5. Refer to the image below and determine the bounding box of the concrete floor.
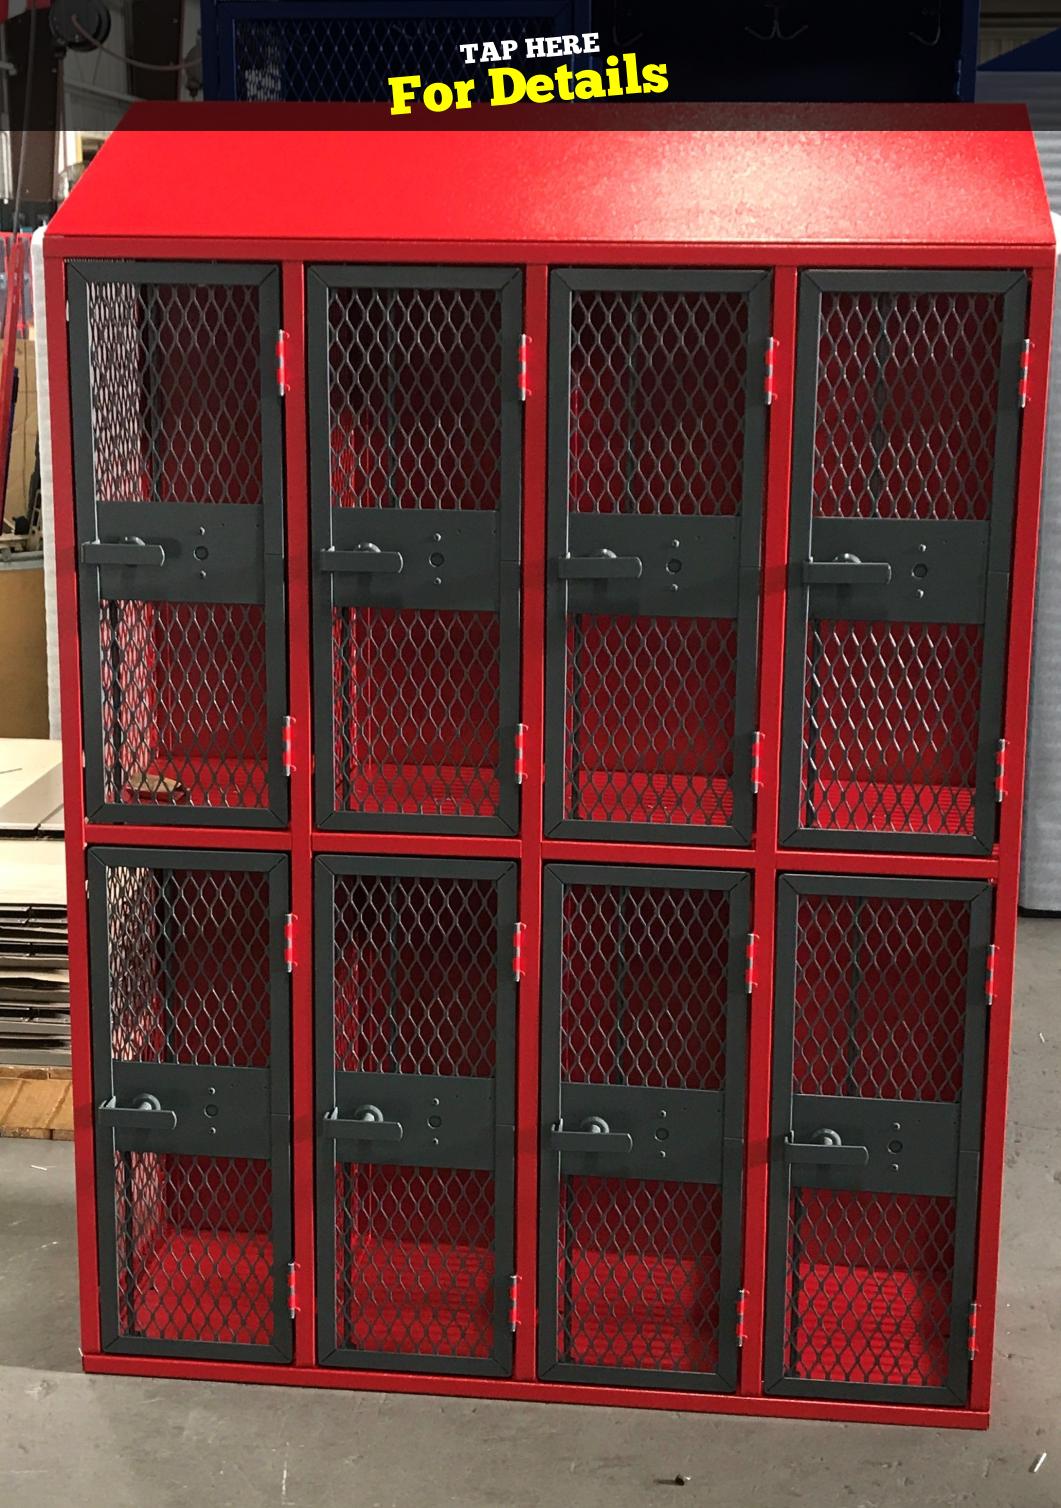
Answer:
[1,921,1058,1508]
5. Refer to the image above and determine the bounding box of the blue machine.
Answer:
[198,0,979,103]
[200,1,596,101]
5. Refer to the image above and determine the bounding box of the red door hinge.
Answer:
[985,945,997,1005]
[515,723,527,785]
[277,330,290,398]
[513,922,525,984]
[1018,339,1031,409]
[284,914,296,974]
[287,1261,300,1319]
[735,1288,747,1348]
[764,336,779,406]
[518,333,530,402]
[995,739,1006,803]
[750,730,764,794]
[745,934,758,994]
[282,714,295,776]
[967,1300,979,1359]
[508,1273,520,1332]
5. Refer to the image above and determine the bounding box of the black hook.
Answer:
[745,3,808,42]
[910,0,943,47]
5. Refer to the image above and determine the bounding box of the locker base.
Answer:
[783,1257,951,1392]
[117,1232,276,1349]
[335,762,500,820]
[336,1238,496,1360]
[116,755,271,813]
[802,778,974,838]
[566,770,735,828]
[80,1353,990,1429]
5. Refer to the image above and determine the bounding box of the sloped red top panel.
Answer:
[48,102,1053,252]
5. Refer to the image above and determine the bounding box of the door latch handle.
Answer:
[784,1128,869,1167]
[323,1105,404,1143]
[803,554,892,586]
[97,1094,178,1131]
[319,544,404,575]
[81,537,166,568]
[559,549,643,581]
[549,1115,634,1154]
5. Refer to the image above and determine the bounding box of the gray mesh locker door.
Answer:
[88,848,292,1362]
[545,269,770,846]
[316,856,517,1376]
[308,268,523,835]
[764,874,992,1405]
[779,270,1027,855]
[70,263,288,827]
[539,864,749,1391]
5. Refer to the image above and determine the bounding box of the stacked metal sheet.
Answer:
[0,901,68,1047]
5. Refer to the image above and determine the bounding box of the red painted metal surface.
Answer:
[739,266,799,1394]
[50,110,1050,1424]
[967,258,1055,1412]
[46,248,102,1358]
[282,259,318,1368]
[47,104,1053,255]
[81,1351,989,1429]
[514,266,548,1379]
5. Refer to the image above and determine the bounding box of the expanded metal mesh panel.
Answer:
[783,1189,956,1388]
[563,614,737,827]
[335,1163,496,1359]
[99,599,270,812]
[813,291,1005,522]
[327,284,502,511]
[567,287,749,516]
[332,871,497,1077]
[331,607,500,819]
[234,14,541,101]
[85,278,263,506]
[104,864,271,1069]
[113,1152,275,1346]
[559,881,729,1089]
[799,618,983,836]
[556,1177,723,1373]
[792,892,968,1102]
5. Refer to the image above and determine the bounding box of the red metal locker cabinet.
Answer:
[46,103,1053,1429]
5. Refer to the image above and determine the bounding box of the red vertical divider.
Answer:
[739,265,799,1394]
[970,256,1056,1411]
[513,265,548,1380]
[282,261,316,1367]
[47,248,104,1357]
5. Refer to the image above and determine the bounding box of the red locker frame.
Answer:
[47,102,1054,1429]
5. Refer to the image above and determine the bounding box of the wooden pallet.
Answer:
[0,1064,73,1139]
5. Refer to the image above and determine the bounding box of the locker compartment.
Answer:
[546,271,769,844]
[310,270,522,833]
[539,866,749,1390]
[111,1152,276,1349]
[556,1176,725,1375]
[781,273,1026,853]
[316,857,516,1375]
[334,1164,498,1360]
[71,265,288,825]
[88,850,292,1361]
[765,876,991,1404]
